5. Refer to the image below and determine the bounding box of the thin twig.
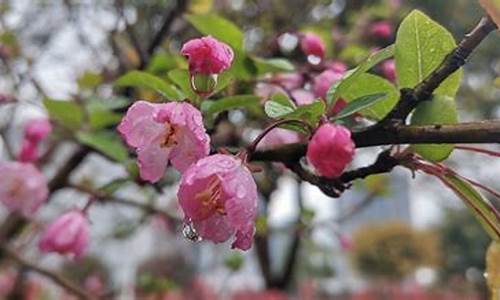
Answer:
[0,246,99,300]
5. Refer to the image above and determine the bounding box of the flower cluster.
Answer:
[17,118,52,163]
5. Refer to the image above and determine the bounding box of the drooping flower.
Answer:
[118,101,210,182]
[380,59,396,82]
[369,20,393,39]
[24,119,52,143]
[181,36,234,75]
[178,154,258,250]
[38,210,90,258]
[0,161,48,216]
[300,33,326,59]
[16,118,52,163]
[306,124,355,178]
[312,69,345,99]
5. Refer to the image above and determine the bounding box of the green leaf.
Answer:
[442,174,500,241]
[43,98,84,130]
[340,74,399,119]
[167,69,199,101]
[395,10,462,97]
[332,93,388,120]
[264,93,296,118]
[76,131,129,162]
[327,45,394,104]
[114,71,184,100]
[229,52,258,80]
[86,101,123,130]
[185,14,244,51]
[146,52,187,75]
[77,71,103,90]
[253,57,295,74]
[282,100,325,132]
[410,95,458,161]
[201,95,261,122]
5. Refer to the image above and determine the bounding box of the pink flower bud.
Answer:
[312,69,344,99]
[338,234,353,251]
[118,101,210,183]
[306,124,355,178]
[0,161,48,217]
[181,36,234,75]
[178,154,258,250]
[380,59,396,82]
[24,119,52,143]
[38,210,90,258]
[17,138,39,163]
[325,60,347,74]
[370,21,393,39]
[300,33,326,59]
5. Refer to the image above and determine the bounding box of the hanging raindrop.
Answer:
[182,220,202,242]
[307,54,322,65]
[190,73,218,97]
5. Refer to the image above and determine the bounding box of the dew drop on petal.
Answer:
[307,54,322,65]
[182,220,202,242]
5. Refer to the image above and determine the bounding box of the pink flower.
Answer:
[257,128,302,150]
[312,69,345,99]
[306,124,355,178]
[38,210,90,258]
[118,101,210,182]
[181,36,234,75]
[291,89,315,106]
[370,21,393,39]
[338,234,353,251]
[17,139,39,163]
[178,154,258,250]
[0,161,48,216]
[300,33,326,59]
[381,59,396,82]
[24,119,52,143]
[271,73,304,90]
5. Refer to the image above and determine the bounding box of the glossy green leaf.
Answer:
[43,98,84,130]
[340,74,399,120]
[328,45,394,104]
[253,57,295,74]
[202,95,261,122]
[76,131,129,162]
[264,93,296,118]
[86,101,123,130]
[442,174,500,241]
[410,95,458,161]
[114,71,184,100]
[332,93,388,120]
[146,52,187,75]
[185,14,244,51]
[395,10,462,97]
[281,100,325,132]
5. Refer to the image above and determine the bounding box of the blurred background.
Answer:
[0,0,499,299]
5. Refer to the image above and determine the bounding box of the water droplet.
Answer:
[307,54,322,65]
[182,221,202,242]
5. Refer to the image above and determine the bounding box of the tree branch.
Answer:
[252,120,500,163]
[0,246,99,300]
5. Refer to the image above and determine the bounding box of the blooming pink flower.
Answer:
[271,73,304,90]
[24,119,52,143]
[312,69,345,99]
[0,161,48,216]
[291,89,315,106]
[300,33,326,59]
[118,101,210,182]
[178,154,258,250]
[381,59,396,82]
[39,210,90,258]
[181,36,234,75]
[370,21,393,39]
[306,124,355,178]
[257,128,302,150]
